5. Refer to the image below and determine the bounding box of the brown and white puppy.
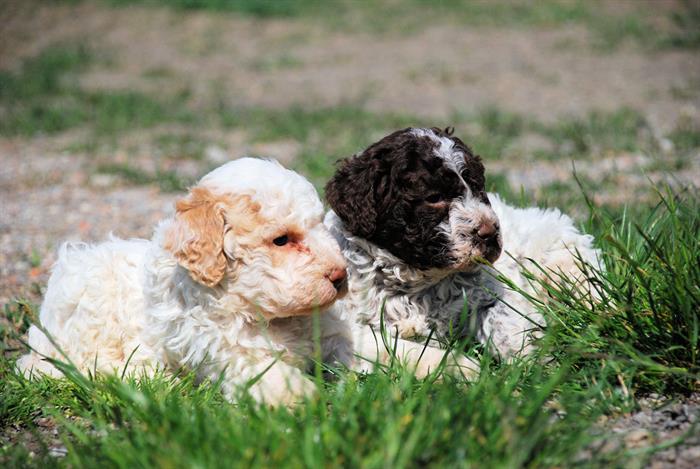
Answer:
[18,158,352,406]
[325,127,601,368]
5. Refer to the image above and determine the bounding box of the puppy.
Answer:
[18,158,352,406]
[325,127,601,367]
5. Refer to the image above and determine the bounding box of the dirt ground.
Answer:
[1,1,699,466]
[2,2,699,127]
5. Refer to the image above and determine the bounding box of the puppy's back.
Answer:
[18,238,153,376]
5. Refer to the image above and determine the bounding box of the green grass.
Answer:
[215,105,660,180]
[103,0,590,23]
[0,46,91,102]
[95,162,193,192]
[458,108,526,161]
[669,120,700,155]
[0,45,193,137]
[1,44,687,173]
[95,0,698,50]
[662,0,700,49]
[0,341,683,466]
[536,108,649,157]
[543,186,700,394]
[0,341,630,467]
[2,184,698,467]
[101,0,594,26]
[153,132,209,160]
[219,105,422,186]
[249,53,304,72]
[106,0,330,17]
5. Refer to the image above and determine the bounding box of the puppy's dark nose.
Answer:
[328,268,347,291]
[476,221,498,241]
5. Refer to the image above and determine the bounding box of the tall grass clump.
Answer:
[537,185,699,394]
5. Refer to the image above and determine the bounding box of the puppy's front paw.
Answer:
[444,353,480,380]
[408,347,480,381]
[249,364,317,407]
[16,352,63,378]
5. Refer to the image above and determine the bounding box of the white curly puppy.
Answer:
[325,128,601,370]
[18,158,353,405]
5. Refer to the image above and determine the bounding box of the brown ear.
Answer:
[325,154,385,239]
[165,187,228,287]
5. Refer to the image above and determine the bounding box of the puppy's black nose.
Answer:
[476,221,498,241]
[328,268,347,291]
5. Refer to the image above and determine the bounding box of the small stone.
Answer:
[631,412,652,426]
[680,445,700,463]
[49,446,67,458]
[662,419,681,430]
[656,448,676,462]
[658,138,674,154]
[90,173,118,188]
[600,437,622,453]
[34,417,53,428]
[624,429,653,449]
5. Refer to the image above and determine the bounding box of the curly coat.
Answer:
[325,127,602,361]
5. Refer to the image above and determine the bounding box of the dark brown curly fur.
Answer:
[326,127,489,269]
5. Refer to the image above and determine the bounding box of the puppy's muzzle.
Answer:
[473,220,502,262]
[327,267,348,293]
[476,220,498,242]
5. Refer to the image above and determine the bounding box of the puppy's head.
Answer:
[165,158,347,318]
[326,127,501,272]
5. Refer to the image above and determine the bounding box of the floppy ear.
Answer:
[165,187,228,287]
[325,154,384,238]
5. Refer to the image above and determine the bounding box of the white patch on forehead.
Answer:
[410,128,470,192]
[410,128,465,173]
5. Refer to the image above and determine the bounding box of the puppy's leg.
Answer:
[535,240,603,303]
[218,359,317,407]
[491,195,602,300]
[16,326,63,378]
[476,296,544,359]
[319,307,355,368]
[351,325,479,379]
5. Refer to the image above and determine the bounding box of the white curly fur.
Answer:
[17,158,354,406]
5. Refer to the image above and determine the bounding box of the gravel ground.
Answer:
[601,394,700,468]
[0,138,175,305]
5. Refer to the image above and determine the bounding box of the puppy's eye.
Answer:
[273,235,289,246]
[425,194,442,204]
